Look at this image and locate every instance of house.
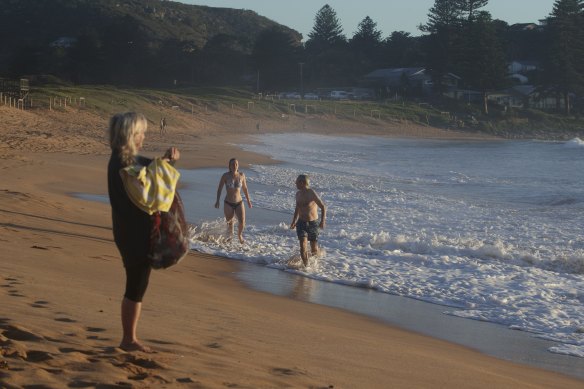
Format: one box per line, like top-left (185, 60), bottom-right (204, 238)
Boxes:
top-left (488, 85), bottom-right (563, 110)
top-left (363, 67), bottom-right (460, 96)
top-left (509, 23), bottom-right (543, 32)
top-left (508, 60), bottom-right (539, 75)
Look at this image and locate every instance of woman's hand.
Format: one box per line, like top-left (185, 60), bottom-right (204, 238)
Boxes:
top-left (214, 201), bottom-right (220, 209)
top-left (163, 147), bottom-right (180, 161)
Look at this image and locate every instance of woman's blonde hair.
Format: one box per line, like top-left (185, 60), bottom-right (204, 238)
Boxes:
top-left (108, 112), bottom-right (147, 166)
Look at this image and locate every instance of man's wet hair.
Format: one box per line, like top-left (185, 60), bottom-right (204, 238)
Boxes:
top-left (297, 174), bottom-right (310, 188)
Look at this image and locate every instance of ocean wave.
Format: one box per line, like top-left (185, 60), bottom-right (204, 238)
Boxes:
top-left (565, 137), bottom-right (584, 148)
top-left (335, 230), bottom-right (584, 275)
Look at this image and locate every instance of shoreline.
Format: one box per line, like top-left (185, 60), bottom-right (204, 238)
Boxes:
top-left (1, 107), bottom-right (582, 387)
top-left (178, 138), bottom-right (584, 381)
top-left (236, 261), bottom-right (584, 380)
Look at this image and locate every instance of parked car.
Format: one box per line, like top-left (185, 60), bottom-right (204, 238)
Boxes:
top-left (277, 92), bottom-right (301, 100)
top-left (303, 93), bottom-right (319, 100)
top-left (285, 92), bottom-right (301, 99)
top-left (330, 90), bottom-right (350, 100)
top-left (352, 92), bottom-right (373, 100)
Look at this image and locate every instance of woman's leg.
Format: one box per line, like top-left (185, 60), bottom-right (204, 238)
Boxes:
top-left (223, 202), bottom-right (235, 239)
top-left (235, 202), bottom-right (246, 244)
top-left (121, 298), bottom-right (151, 352)
top-left (121, 264), bottom-right (152, 352)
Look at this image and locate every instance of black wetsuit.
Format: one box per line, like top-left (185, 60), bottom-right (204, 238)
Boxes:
top-left (107, 152), bottom-right (152, 302)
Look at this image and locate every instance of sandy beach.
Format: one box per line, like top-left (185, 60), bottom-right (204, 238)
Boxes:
top-left (1, 104), bottom-right (582, 388)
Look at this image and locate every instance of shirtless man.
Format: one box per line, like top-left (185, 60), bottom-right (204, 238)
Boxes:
top-left (290, 174), bottom-right (326, 266)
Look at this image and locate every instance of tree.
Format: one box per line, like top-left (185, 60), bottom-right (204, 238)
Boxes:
top-left (455, 0), bottom-right (489, 21)
top-left (350, 16), bottom-right (383, 74)
top-left (198, 34), bottom-right (248, 86)
top-left (252, 27), bottom-right (301, 90)
top-left (419, 0), bottom-right (463, 34)
top-left (458, 11), bottom-right (507, 113)
top-left (306, 4), bottom-right (346, 52)
top-left (419, 0), bottom-right (464, 95)
top-left (381, 31), bottom-right (423, 68)
top-left (543, 0), bottom-right (584, 114)
top-left (305, 4), bottom-right (351, 86)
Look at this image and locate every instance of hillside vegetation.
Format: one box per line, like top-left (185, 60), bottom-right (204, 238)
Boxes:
top-left (22, 84), bottom-right (584, 141)
top-left (0, 0), bottom-right (300, 86)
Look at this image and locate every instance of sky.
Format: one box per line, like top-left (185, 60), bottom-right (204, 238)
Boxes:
top-left (182, 0), bottom-right (555, 40)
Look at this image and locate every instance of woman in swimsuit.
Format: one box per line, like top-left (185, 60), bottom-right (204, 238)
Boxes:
top-left (214, 158), bottom-right (252, 244)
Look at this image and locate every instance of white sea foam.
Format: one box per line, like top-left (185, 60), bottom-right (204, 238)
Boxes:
top-left (188, 134), bottom-right (584, 357)
top-left (565, 137), bottom-right (584, 148)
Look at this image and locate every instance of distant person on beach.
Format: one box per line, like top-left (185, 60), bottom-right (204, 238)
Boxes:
top-left (214, 158), bottom-right (253, 244)
top-left (290, 174), bottom-right (326, 267)
top-left (108, 112), bottom-right (180, 352)
top-left (159, 117), bottom-right (166, 136)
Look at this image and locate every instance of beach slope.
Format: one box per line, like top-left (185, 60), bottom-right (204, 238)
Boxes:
top-left (0, 106), bottom-right (581, 388)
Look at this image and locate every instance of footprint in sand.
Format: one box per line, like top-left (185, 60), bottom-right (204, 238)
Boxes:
top-left (25, 350), bottom-right (54, 363)
top-left (55, 317), bottom-right (77, 323)
top-left (31, 300), bottom-right (50, 308)
top-left (86, 326), bottom-right (106, 333)
top-left (8, 290), bottom-right (26, 297)
top-left (59, 347), bottom-right (96, 356)
top-left (271, 367), bottom-right (305, 377)
top-left (1, 324), bottom-right (44, 342)
top-left (85, 326), bottom-right (110, 341)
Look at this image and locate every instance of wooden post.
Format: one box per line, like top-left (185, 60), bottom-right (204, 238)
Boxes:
top-left (50, 98), bottom-right (52, 111)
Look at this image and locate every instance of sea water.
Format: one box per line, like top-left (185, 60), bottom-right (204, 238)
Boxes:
top-left (184, 133), bottom-right (584, 358)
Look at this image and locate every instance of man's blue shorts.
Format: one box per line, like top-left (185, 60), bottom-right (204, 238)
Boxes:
top-left (296, 220), bottom-right (319, 241)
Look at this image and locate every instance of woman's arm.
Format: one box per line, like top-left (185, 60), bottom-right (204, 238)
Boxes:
top-left (162, 147), bottom-right (180, 164)
top-left (241, 173), bottom-right (252, 208)
top-left (215, 174), bottom-right (226, 208)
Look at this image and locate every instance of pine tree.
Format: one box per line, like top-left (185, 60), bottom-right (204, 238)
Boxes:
top-left (306, 4), bottom-right (346, 52)
top-left (458, 11), bottom-right (507, 113)
top-left (455, 0), bottom-right (489, 21)
top-left (350, 16), bottom-right (383, 73)
top-left (544, 0), bottom-right (584, 114)
top-left (252, 27), bottom-right (301, 90)
top-left (305, 4), bottom-right (350, 86)
top-left (419, 0), bottom-right (464, 95)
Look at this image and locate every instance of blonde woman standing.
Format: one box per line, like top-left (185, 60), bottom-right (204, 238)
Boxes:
top-left (107, 112), bottom-right (180, 352)
top-left (214, 158), bottom-right (252, 244)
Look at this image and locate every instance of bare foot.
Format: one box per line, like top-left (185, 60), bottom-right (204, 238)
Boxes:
top-left (238, 235), bottom-right (245, 244)
top-left (119, 341), bottom-right (154, 353)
